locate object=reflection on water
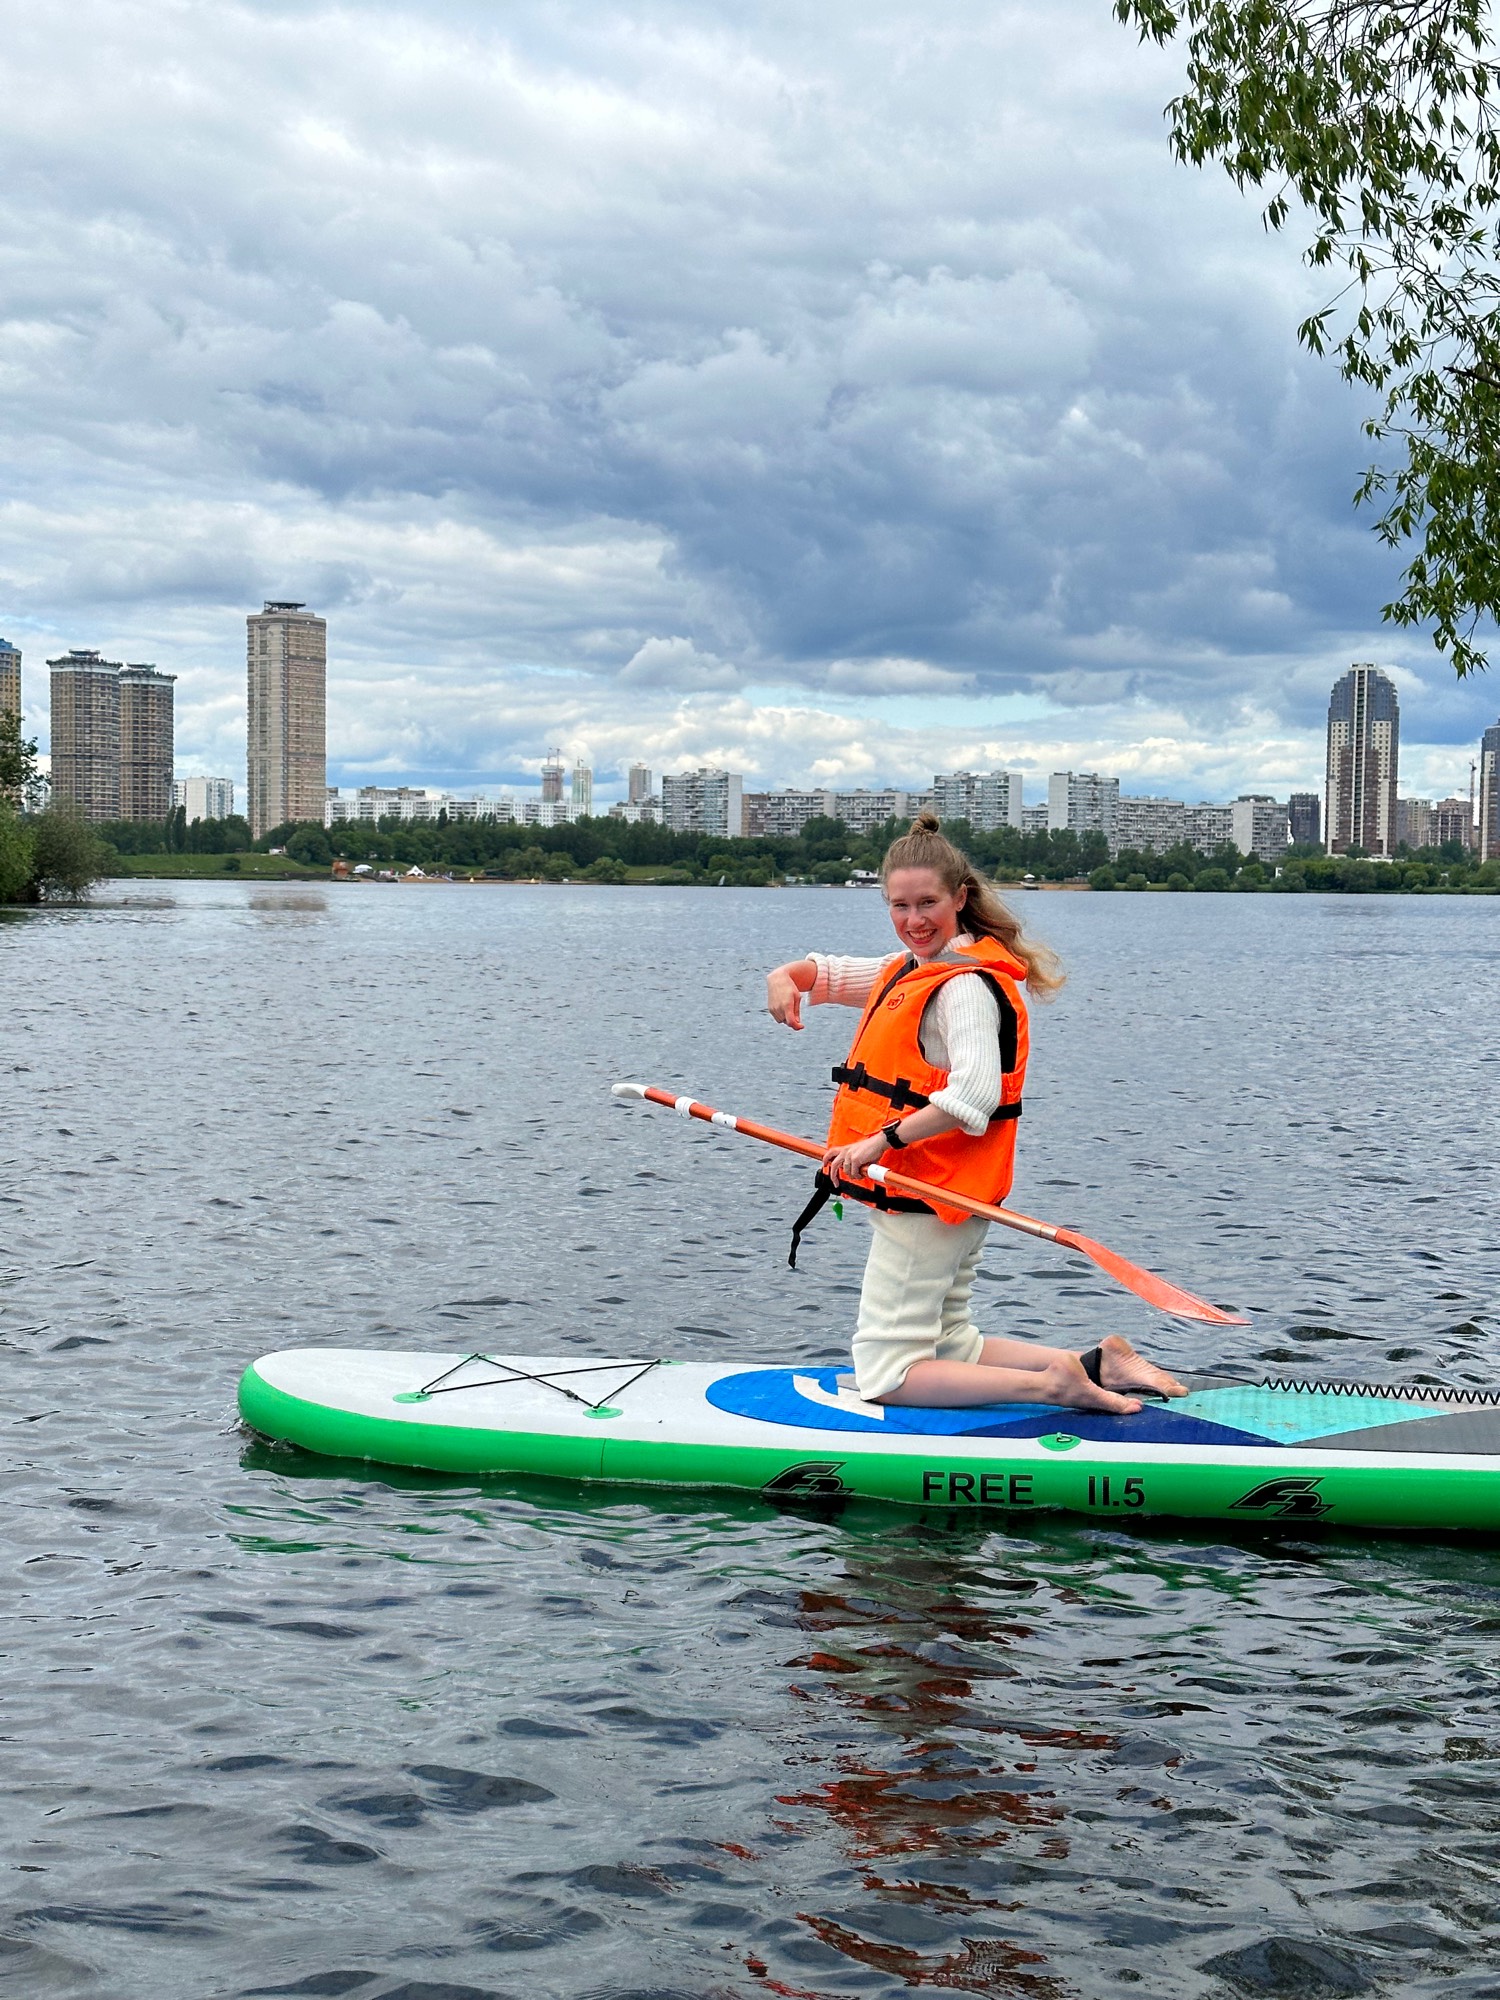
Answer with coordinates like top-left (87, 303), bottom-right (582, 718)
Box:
top-left (247, 891), bottom-right (330, 916)
top-left (3, 881), bottom-right (1498, 1996)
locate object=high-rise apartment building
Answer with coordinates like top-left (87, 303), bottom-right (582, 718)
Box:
top-left (932, 770), bottom-right (1023, 831)
top-left (832, 789), bottom-right (928, 834)
top-left (1287, 793), bottom-right (1321, 847)
top-left (627, 763), bottom-right (653, 804)
top-left (118, 664), bottom-right (176, 821)
top-left (541, 751), bottom-right (565, 805)
top-left (246, 602), bottom-right (326, 839)
top-left (0, 638), bottom-right (19, 723)
top-left (571, 760), bottom-right (593, 817)
top-left (174, 775), bottom-right (236, 822)
top-left (1395, 798), bottom-right (1432, 850)
top-left (1480, 723), bottom-right (1500, 864)
top-left (48, 650), bottom-right (123, 821)
top-left (1185, 803), bottom-right (1234, 855)
top-left (1113, 797), bottom-right (1186, 857)
top-left (743, 790), bottom-right (833, 839)
top-left (1325, 665), bottom-right (1399, 856)
top-left (1432, 795), bottom-right (1475, 849)
top-left (1230, 795), bottom-right (1289, 864)
top-left (1047, 772), bottom-right (1119, 844)
top-left (662, 767), bottom-right (744, 838)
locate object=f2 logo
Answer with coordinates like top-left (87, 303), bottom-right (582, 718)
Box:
top-left (1232, 1476), bottom-right (1329, 1519)
top-left (763, 1462), bottom-right (846, 1499)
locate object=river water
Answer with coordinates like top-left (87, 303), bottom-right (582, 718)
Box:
top-left (4, 881), bottom-right (1500, 2000)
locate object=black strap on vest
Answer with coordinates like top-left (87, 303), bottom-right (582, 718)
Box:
top-left (787, 1170), bottom-right (931, 1267)
top-left (829, 1059), bottom-right (931, 1112)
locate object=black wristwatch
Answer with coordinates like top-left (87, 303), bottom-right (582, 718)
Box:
top-left (882, 1122), bottom-right (907, 1150)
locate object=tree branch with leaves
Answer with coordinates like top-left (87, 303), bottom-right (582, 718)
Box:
top-left (1116, 0), bottom-right (1500, 675)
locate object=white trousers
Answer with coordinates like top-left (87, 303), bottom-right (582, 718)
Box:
top-left (851, 1208), bottom-right (991, 1401)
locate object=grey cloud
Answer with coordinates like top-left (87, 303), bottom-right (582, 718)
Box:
top-left (2, 0), bottom-right (1495, 798)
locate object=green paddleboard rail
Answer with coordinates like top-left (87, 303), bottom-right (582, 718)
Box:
top-left (237, 1364), bottom-right (1500, 1533)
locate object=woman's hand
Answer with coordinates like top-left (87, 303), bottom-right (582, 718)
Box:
top-left (822, 1131), bottom-right (889, 1186)
top-left (767, 960), bottom-right (815, 1029)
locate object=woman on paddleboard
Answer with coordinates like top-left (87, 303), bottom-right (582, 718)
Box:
top-left (766, 813), bottom-right (1185, 1415)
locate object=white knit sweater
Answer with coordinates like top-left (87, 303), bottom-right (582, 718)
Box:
top-left (805, 934), bottom-right (1004, 1135)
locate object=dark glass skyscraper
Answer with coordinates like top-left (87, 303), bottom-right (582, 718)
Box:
top-left (1325, 665), bottom-right (1400, 856)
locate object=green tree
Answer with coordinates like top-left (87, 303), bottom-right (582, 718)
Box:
top-left (285, 825), bottom-right (333, 866)
top-left (23, 813), bottom-right (111, 902)
top-left (1118, 0), bottom-right (1500, 674)
top-left (0, 708), bottom-right (37, 797)
top-left (0, 805), bottom-right (34, 901)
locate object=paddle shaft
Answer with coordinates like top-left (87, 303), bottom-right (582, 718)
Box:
top-left (625, 1085), bottom-right (1058, 1238)
top-left (612, 1081), bottom-right (1246, 1325)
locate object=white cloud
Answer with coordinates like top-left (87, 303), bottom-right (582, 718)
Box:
top-left (618, 636), bottom-right (740, 690)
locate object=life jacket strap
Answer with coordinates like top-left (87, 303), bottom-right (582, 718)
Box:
top-left (788, 1176), bottom-right (836, 1268)
top-left (829, 1060), bottom-right (931, 1112)
top-left (831, 1059), bottom-right (1023, 1125)
top-left (788, 1169), bottom-right (932, 1267)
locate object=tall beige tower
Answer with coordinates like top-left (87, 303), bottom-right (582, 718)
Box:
top-left (247, 602), bottom-right (326, 838)
top-left (0, 639), bottom-right (19, 724)
top-left (48, 650), bottom-right (123, 822)
top-left (118, 665), bottom-right (176, 821)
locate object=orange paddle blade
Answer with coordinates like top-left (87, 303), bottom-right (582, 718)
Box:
top-left (1051, 1225), bottom-right (1247, 1327)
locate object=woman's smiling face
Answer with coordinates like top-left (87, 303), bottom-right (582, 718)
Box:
top-left (884, 866), bottom-right (967, 959)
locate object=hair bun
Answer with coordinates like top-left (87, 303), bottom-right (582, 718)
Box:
top-left (912, 809), bottom-right (942, 833)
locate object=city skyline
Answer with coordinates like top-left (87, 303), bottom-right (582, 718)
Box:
top-left (16, 618), bottom-right (1494, 859)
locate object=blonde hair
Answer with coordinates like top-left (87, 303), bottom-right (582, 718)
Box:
top-left (881, 811), bottom-right (1065, 999)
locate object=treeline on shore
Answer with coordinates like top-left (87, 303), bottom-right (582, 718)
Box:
top-left (1092, 840), bottom-right (1499, 894)
top-left (96, 808), bottom-right (1500, 894)
top-left (99, 810), bottom-right (1114, 884)
top-left (7, 745), bottom-right (1495, 901)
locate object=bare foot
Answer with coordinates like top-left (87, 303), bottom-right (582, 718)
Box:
top-left (1095, 1334), bottom-right (1187, 1400)
top-left (1039, 1353), bottom-right (1142, 1416)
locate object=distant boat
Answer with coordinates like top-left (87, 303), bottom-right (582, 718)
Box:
top-left (1020, 872), bottom-right (1039, 891)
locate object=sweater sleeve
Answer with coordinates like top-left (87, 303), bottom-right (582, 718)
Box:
top-left (925, 975), bottom-right (1003, 1134)
top-left (805, 952), bottom-right (894, 1008)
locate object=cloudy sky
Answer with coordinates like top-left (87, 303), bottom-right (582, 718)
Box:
top-left (3, 0), bottom-right (1496, 805)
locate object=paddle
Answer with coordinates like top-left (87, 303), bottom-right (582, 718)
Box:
top-left (612, 1081), bottom-right (1246, 1327)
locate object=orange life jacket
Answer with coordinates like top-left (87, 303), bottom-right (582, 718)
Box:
top-left (811, 936), bottom-right (1028, 1242)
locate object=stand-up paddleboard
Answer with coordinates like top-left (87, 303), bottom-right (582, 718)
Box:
top-left (238, 1349), bottom-right (1500, 1533)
